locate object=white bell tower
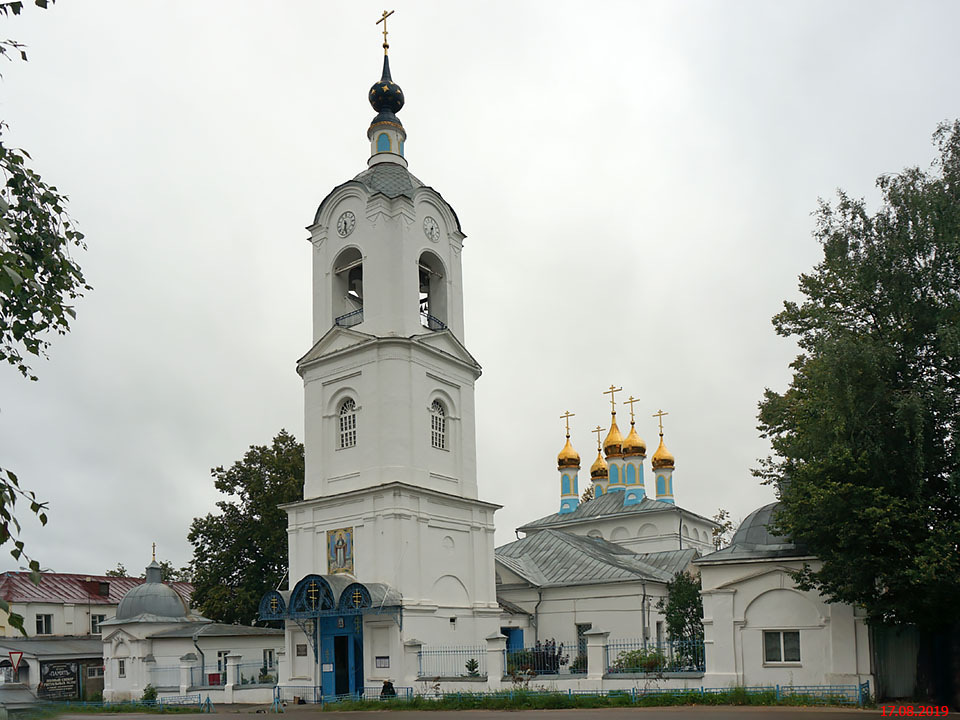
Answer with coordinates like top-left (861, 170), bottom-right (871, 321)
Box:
top-left (280, 25), bottom-right (500, 680)
top-left (299, 48), bottom-right (478, 501)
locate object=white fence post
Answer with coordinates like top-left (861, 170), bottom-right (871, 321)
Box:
top-left (585, 629), bottom-right (609, 681)
top-left (402, 639), bottom-right (422, 688)
top-left (486, 633), bottom-right (507, 691)
top-left (178, 653), bottom-right (196, 695)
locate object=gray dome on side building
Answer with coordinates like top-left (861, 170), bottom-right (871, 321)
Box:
top-left (113, 561), bottom-right (194, 622)
top-left (695, 501), bottom-right (809, 564)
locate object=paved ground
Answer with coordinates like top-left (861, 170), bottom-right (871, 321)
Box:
top-left (56, 707), bottom-right (891, 720)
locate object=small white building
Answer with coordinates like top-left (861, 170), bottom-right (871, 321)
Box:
top-left (696, 502), bottom-right (874, 689)
top-left (101, 560), bottom-right (282, 702)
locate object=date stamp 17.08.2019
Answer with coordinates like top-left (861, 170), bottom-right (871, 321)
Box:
top-left (881, 707), bottom-right (950, 717)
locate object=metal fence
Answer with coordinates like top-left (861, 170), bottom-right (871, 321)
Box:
top-left (605, 638), bottom-right (705, 673)
top-left (417, 645), bottom-right (487, 678)
top-left (275, 685), bottom-right (321, 704)
top-left (505, 639), bottom-right (581, 675)
top-left (189, 666), bottom-right (226, 688)
top-left (147, 665), bottom-right (180, 689)
top-left (279, 684), bottom-right (868, 707)
top-left (237, 662), bottom-right (277, 686)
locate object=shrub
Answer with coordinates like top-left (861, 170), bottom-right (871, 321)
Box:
top-left (610, 647), bottom-right (668, 673)
top-left (141, 684), bottom-right (158, 703)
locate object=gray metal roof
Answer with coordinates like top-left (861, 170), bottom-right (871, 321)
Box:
top-left (312, 162), bottom-right (463, 234)
top-left (352, 164), bottom-right (424, 199)
top-left (147, 623), bottom-right (283, 639)
top-left (495, 529), bottom-right (697, 588)
top-left (517, 491), bottom-right (715, 532)
top-left (0, 636), bottom-right (103, 659)
top-left (695, 502), bottom-right (809, 564)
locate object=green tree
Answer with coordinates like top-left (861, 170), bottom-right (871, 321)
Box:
top-left (188, 430), bottom-right (303, 625)
top-left (756, 121), bottom-right (960, 631)
top-left (0, 0), bottom-right (89, 636)
top-left (580, 484), bottom-right (594, 503)
top-left (711, 508), bottom-right (734, 550)
top-left (105, 563), bottom-right (127, 578)
top-left (656, 571), bottom-right (704, 644)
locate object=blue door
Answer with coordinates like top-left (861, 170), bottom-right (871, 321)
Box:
top-left (501, 627), bottom-right (524, 652)
top-left (320, 616), bottom-right (363, 697)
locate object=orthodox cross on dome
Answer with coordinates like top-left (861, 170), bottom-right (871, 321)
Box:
top-left (652, 408), bottom-right (669, 436)
top-left (377, 9), bottom-right (395, 54)
top-left (151, 542), bottom-right (156, 562)
top-left (592, 425), bottom-right (606, 450)
top-left (560, 410), bottom-right (575, 437)
top-left (603, 385), bottom-right (623, 413)
top-left (624, 396), bottom-right (640, 424)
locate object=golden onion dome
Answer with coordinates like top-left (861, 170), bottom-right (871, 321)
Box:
top-left (603, 416), bottom-right (624, 458)
top-left (651, 435), bottom-right (675, 470)
top-left (557, 435), bottom-right (581, 469)
top-left (622, 423), bottom-right (646, 457)
top-left (590, 450), bottom-right (608, 479)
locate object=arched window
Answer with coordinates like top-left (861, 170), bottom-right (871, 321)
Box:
top-left (339, 398), bottom-right (357, 449)
top-left (377, 133), bottom-right (391, 152)
top-left (430, 400), bottom-right (446, 449)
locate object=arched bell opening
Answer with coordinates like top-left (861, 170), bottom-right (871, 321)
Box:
top-left (418, 251), bottom-right (447, 330)
top-left (333, 247), bottom-right (364, 328)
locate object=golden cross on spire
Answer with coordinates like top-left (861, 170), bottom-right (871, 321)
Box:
top-left (652, 408), bottom-right (669, 435)
top-left (152, 542), bottom-right (156, 562)
top-left (603, 385), bottom-right (623, 413)
top-left (624, 396), bottom-right (640, 424)
top-left (560, 410), bottom-right (575, 436)
top-left (376, 10), bottom-right (395, 54)
top-left (592, 425), bottom-right (606, 450)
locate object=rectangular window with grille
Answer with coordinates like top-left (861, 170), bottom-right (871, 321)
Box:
top-left (763, 630), bottom-right (801, 663)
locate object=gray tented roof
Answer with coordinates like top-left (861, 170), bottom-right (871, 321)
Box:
top-left (695, 502), bottom-right (808, 564)
top-left (495, 528), bottom-right (697, 588)
top-left (352, 164), bottom-right (424, 199)
top-left (517, 491), bottom-right (714, 532)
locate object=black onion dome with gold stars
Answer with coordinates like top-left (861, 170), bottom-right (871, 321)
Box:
top-left (368, 55), bottom-right (404, 129)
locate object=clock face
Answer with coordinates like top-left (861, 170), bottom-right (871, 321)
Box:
top-left (423, 216), bottom-right (440, 243)
top-left (336, 211), bottom-right (356, 238)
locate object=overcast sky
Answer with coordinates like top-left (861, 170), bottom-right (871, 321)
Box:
top-left (1, 1), bottom-right (958, 577)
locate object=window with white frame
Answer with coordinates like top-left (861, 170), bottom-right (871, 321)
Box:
top-left (763, 630), bottom-right (801, 663)
top-left (90, 614), bottom-right (106, 635)
top-left (339, 398), bottom-right (357, 449)
top-left (117, 659), bottom-right (126, 678)
top-left (87, 666), bottom-right (104, 678)
top-left (35, 614), bottom-right (52, 635)
top-left (430, 399), bottom-right (446, 449)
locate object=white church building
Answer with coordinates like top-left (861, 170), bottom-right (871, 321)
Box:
top-left (243, 24), bottom-right (881, 700)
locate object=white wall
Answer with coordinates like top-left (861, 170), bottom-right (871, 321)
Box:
top-left (526, 508), bottom-right (716, 556)
top-left (699, 557), bottom-right (874, 688)
top-left (1, 601), bottom-right (116, 638)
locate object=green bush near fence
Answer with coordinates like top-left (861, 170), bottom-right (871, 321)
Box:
top-left (320, 687), bottom-right (870, 712)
